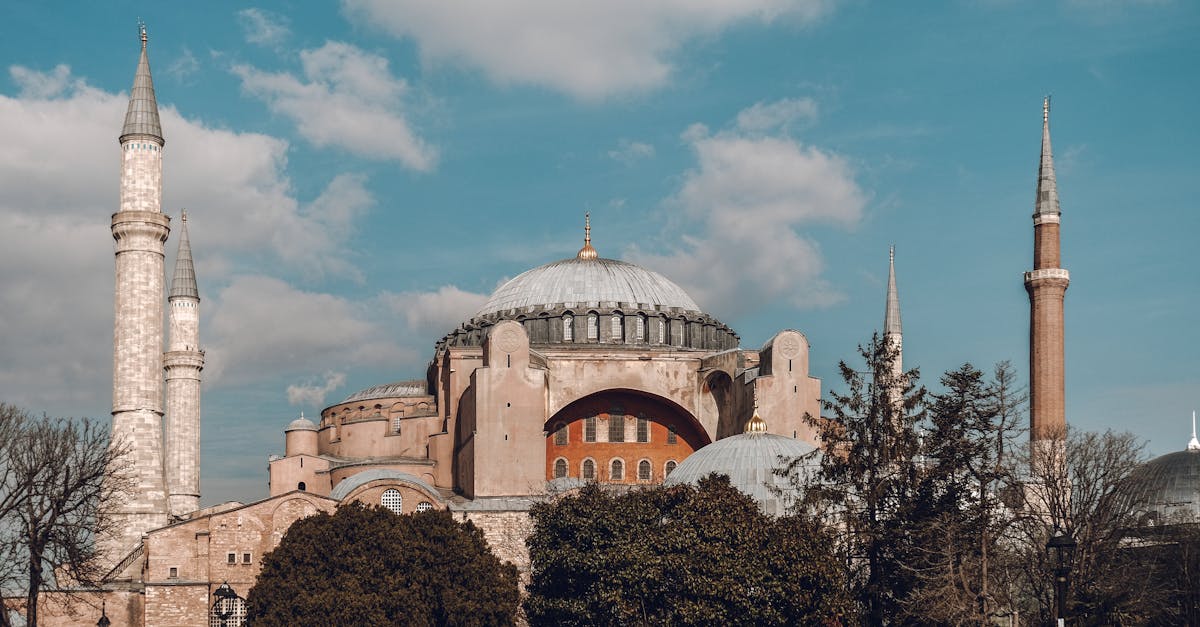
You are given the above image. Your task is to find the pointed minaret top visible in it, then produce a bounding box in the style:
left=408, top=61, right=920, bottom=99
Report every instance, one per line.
left=884, top=245, right=902, bottom=338
left=577, top=212, right=598, bottom=260
left=120, top=22, right=164, bottom=145
left=1035, top=96, right=1059, bottom=217
left=1187, top=410, right=1200, bottom=452
left=170, top=211, right=199, bottom=300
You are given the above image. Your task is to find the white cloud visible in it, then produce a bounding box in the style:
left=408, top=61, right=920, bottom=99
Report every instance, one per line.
left=382, top=286, right=490, bottom=338
left=0, top=65, right=384, bottom=418
left=735, top=97, right=818, bottom=133
left=237, top=8, right=291, bottom=47
left=232, top=42, right=436, bottom=169
left=342, top=0, right=834, bottom=100
left=167, top=47, right=200, bottom=82
left=286, top=371, right=347, bottom=409
left=608, top=139, right=655, bottom=165
left=628, top=99, right=866, bottom=316
left=206, top=276, right=413, bottom=384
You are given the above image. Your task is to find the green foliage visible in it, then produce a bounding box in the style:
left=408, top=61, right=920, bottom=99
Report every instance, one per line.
left=523, top=475, right=850, bottom=626
left=246, top=504, right=519, bottom=626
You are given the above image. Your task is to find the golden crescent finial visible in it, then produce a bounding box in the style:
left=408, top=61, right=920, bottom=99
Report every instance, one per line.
left=744, top=391, right=767, bottom=433
left=577, top=212, right=598, bottom=260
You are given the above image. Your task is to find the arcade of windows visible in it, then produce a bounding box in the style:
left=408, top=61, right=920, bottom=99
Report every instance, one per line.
left=555, top=414, right=657, bottom=445
left=553, top=456, right=678, bottom=481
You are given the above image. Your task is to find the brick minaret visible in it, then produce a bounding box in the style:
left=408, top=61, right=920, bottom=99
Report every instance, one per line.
left=164, top=211, right=204, bottom=518
left=104, top=24, right=170, bottom=561
left=1024, top=97, right=1070, bottom=442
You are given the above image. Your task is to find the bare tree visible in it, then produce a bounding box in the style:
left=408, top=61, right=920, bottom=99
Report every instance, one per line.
left=0, top=404, right=130, bottom=627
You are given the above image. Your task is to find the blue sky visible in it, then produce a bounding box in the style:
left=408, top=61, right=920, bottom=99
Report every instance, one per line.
left=0, top=1, right=1196, bottom=504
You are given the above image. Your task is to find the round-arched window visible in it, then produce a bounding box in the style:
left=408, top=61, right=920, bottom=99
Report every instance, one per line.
left=416, top=501, right=434, bottom=512
left=638, top=460, right=652, bottom=481
left=610, top=459, right=624, bottom=481
left=381, top=488, right=402, bottom=514
left=297, top=481, right=306, bottom=491
left=554, top=458, right=568, bottom=478
left=665, top=460, right=678, bottom=476
left=582, top=458, right=596, bottom=480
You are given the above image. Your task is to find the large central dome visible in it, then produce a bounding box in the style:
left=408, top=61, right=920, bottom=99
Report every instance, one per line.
left=476, top=257, right=701, bottom=317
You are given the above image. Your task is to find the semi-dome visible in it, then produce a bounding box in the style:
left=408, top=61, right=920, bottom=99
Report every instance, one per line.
left=476, top=257, right=701, bottom=317
left=664, top=412, right=819, bottom=516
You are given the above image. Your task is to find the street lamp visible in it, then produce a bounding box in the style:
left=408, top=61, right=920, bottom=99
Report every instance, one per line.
left=96, top=601, right=110, bottom=627
left=1046, top=530, right=1076, bottom=626
left=212, top=582, right=241, bottom=627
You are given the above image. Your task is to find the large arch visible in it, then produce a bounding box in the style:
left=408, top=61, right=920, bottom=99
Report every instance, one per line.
left=543, top=389, right=710, bottom=485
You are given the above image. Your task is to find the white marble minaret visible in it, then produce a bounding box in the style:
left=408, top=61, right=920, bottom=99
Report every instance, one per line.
left=164, top=211, right=203, bottom=518
left=104, top=24, right=170, bottom=561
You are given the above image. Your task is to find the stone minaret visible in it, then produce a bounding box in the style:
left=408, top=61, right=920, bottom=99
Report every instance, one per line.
left=105, top=24, right=170, bottom=560
left=164, top=211, right=204, bottom=518
left=1024, top=97, right=1070, bottom=442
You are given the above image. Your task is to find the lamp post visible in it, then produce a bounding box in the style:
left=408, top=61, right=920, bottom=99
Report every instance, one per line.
left=1046, top=530, right=1076, bottom=626
left=212, top=582, right=240, bottom=627
left=96, top=601, right=110, bottom=627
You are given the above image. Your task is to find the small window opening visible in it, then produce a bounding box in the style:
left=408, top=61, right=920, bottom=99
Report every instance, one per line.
left=638, top=460, right=652, bottom=481
left=169, top=567, right=178, bottom=579
left=554, top=423, right=567, bottom=445
left=667, top=425, right=678, bottom=445
left=226, top=553, right=236, bottom=565
left=584, top=416, right=597, bottom=442
left=242, top=553, right=251, bottom=565
left=582, top=459, right=596, bottom=480
left=554, top=458, right=568, bottom=478
left=636, top=417, right=649, bottom=443
left=610, top=459, right=624, bottom=481
left=417, top=501, right=433, bottom=512
left=297, top=481, right=306, bottom=491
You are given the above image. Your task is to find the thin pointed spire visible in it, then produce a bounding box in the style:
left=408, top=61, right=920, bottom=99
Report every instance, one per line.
left=577, top=212, right=598, bottom=260
left=1188, top=410, right=1199, bottom=451
left=1034, top=96, right=1059, bottom=217
left=884, top=245, right=902, bottom=338
left=120, top=22, right=164, bottom=144
left=170, top=211, right=199, bottom=300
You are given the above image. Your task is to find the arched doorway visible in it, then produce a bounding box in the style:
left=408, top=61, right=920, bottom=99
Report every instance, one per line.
left=544, top=390, right=710, bottom=485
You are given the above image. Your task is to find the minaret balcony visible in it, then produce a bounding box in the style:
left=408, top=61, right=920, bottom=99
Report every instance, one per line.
left=1023, top=268, right=1070, bottom=283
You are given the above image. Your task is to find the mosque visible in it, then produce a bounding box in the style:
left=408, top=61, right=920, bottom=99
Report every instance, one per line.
left=23, top=27, right=1199, bottom=627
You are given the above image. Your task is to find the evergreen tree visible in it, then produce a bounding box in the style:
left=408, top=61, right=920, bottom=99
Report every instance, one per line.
left=524, top=476, right=850, bottom=626
left=246, top=505, right=519, bottom=626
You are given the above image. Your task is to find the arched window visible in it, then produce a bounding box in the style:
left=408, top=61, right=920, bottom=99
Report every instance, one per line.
left=297, top=482, right=306, bottom=491
left=608, top=413, right=625, bottom=442
left=554, top=458, right=568, bottom=478
left=210, top=584, right=247, bottom=627
left=381, top=489, right=402, bottom=514
left=610, top=459, right=624, bottom=481
left=582, top=458, right=596, bottom=480
left=638, top=460, right=652, bottom=481
left=587, top=313, right=599, bottom=340
left=611, top=313, right=623, bottom=342
left=584, top=416, right=597, bottom=442
left=563, top=314, right=574, bottom=341
left=636, top=416, right=649, bottom=443
left=416, top=501, right=434, bottom=512
left=636, top=314, right=647, bottom=342
left=665, top=460, right=678, bottom=476
left=554, top=423, right=567, bottom=445
left=657, top=317, right=667, bottom=344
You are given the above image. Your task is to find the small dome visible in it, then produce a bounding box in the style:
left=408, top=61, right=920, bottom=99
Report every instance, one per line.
left=1128, top=449, right=1200, bottom=524
left=285, top=416, right=317, bottom=432
left=664, top=430, right=819, bottom=516
left=476, top=257, right=701, bottom=317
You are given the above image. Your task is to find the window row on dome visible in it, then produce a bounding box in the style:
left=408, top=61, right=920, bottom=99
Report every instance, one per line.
left=438, top=309, right=739, bottom=351
left=552, top=416, right=669, bottom=444
left=552, top=457, right=678, bottom=481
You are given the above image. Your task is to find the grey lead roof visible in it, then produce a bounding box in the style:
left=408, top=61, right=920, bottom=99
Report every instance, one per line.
left=342, top=380, right=429, bottom=404
left=664, top=431, right=819, bottom=516
left=169, top=214, right=198, bottom=300
left=120, top=29, right=163, bottom=144
left=884, top=246, right=901, bottom=337
left=1035, top=96, right=1059, bottom=216
left=476, top=257, right=701, bottom=317
left=329, top=469, right=440, bottom=501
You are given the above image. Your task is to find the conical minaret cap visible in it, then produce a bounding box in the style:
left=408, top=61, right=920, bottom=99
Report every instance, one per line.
left=120, top=24, right=164, bottom=145
left=884, top=245, right=902, bottom=337
left=170, top=211, right=199, bottom=300
left=1034, top=96, right=1059, bottom=217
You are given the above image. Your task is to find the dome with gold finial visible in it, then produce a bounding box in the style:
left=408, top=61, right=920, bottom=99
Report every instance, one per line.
left=664, top=406, right=819, bottom=515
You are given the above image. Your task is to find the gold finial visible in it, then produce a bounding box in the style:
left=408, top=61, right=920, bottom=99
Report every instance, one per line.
left=577, top=212, right=598, bottom=260
left=744, top=397, right=768, bottom=433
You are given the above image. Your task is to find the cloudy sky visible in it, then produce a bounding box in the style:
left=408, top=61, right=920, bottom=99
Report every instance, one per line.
left=1, top=1, right=1196, bottom=504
